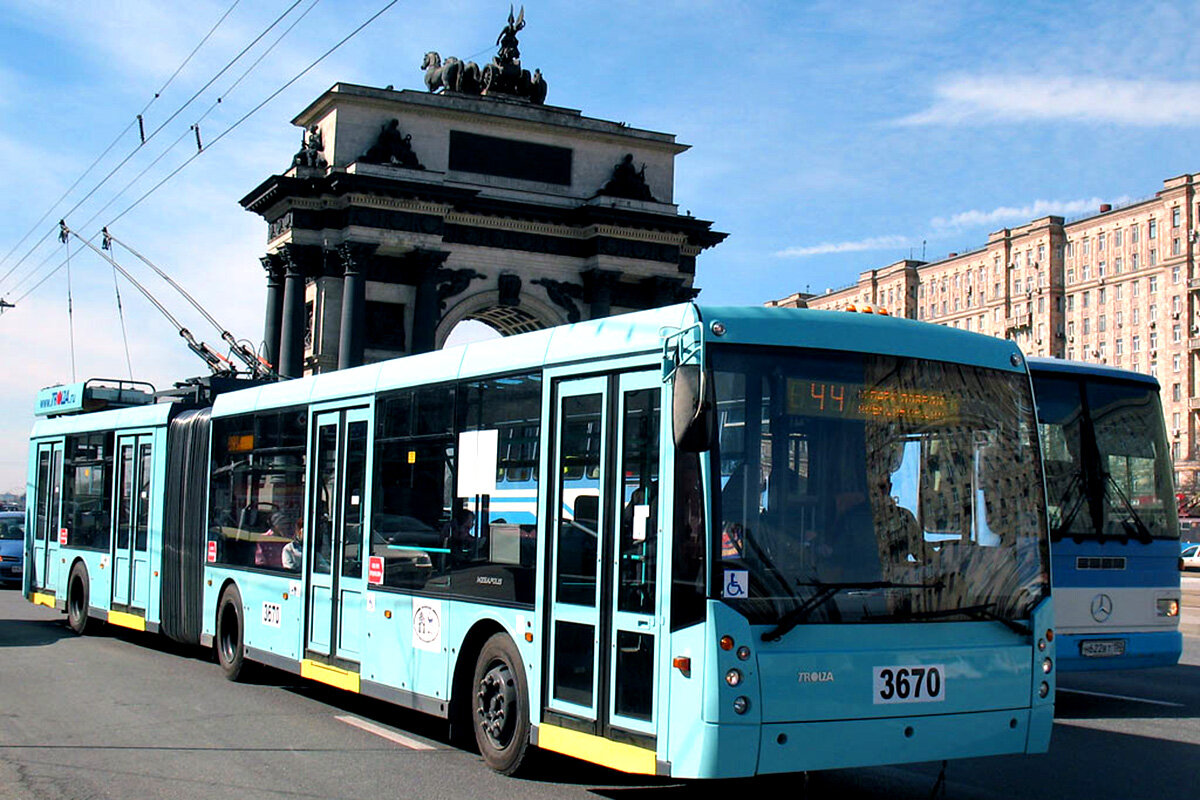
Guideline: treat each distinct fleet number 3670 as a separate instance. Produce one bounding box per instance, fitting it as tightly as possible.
[872,664,945,704]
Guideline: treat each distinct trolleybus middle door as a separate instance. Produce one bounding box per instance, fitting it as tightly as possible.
[304,407,370,665]
[112,433,153,613]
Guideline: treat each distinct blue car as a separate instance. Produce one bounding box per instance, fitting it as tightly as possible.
[0,511,24,585]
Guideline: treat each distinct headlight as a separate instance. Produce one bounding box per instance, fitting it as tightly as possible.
[1042,657,1053,674]
[1038,681,1050,698]
[725,668,743,687]
[1157,598,1179,617]
[733,696,750,714]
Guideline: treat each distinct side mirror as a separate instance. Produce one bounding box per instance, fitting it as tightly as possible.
[673,365,716,452]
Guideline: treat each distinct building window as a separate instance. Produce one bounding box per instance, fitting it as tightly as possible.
[1082,291,1090,308]
[1173,383,1182,402]
[1082,265,1091,281]
[1150,248,1158,266]
[1098,315,1106,332]
[1099,287,1106,304]
[1150,331,1158,349]
[1150,304,1157,320]
[1173,207,1181,228]
[1067,348,1074,360]
[1133,280,1140,297]
[1150,276,1159,293]
[1038,296,1045,313]
[1131,225,1140,244]
[1132,335,1141,352]
[1173,238,1182,256]
[1116,339,1124,355]
[1038,244,1046,263]
[1114,256,1122,273]
[1083,318,1091,335]
[1098,261,1106,277]
[1098,234,1106,252]
[1067,295,1075,311]
[1149,219,1157,239]
[1174,353,1182,372]
[1174,324,1182,343]
[1083,238,1091,255]
[1067,268,1075,283]
[1131,252,1140,269]
[1115,229,1123,247]
[1173,295,1182,313]
[1115,310,1123,326]
[1133,307,1140,324]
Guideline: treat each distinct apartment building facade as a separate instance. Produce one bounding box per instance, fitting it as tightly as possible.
[768,173,1200,486]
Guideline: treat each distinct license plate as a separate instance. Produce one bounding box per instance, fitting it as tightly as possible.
[873,664,946,704]
[12,564,21,574]
[1080,639,1125,658]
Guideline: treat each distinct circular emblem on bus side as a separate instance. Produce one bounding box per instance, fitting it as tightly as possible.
[1090,593,1113,622]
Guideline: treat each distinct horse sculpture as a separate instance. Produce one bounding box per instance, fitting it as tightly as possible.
[422,52,482,95]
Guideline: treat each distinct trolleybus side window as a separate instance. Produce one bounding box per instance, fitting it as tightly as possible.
[208,408,307,572]
[61,432,114,550]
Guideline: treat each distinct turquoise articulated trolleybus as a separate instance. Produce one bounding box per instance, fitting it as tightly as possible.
[26,303,1055,778]
[1028,357,1182,671]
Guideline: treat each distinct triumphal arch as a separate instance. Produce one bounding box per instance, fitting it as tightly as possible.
[242,11,724,377]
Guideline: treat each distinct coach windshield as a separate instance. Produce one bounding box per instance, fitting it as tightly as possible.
[710,346,1049,628]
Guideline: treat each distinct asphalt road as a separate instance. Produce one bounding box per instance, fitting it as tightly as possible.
[1,584,1197,800]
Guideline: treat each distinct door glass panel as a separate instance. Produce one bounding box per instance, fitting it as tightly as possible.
[135,443,151,551]
[555,394,602,607]
[341,420,367,577]
[553,620,595,706]
[117,445,133,550]
[618,388,659,614]
[312,425,337,575]
[36,450,50,541]
[614,631,654,721]
[50,448,63,540]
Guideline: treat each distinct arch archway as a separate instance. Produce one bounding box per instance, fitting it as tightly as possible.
[435,290,564,350]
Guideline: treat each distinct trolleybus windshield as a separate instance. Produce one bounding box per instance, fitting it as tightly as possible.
[1034,374,1178,541]
[710,346,1049,627]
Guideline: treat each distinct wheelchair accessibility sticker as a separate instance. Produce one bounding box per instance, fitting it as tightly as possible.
[723,570,748,599]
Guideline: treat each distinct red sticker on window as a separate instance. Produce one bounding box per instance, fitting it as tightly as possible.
[58,528,68,545]
[368,556,384,585]
[207,541,217,563]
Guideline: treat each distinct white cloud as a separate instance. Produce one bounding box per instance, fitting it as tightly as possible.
[931,196,1134,231]
[775,235,912,258]
[898,75,1200,127]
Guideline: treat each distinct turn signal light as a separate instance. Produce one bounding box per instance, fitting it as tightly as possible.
[1157,599,1179,617]
[1045,629,1054,642]
[719,635,734,652]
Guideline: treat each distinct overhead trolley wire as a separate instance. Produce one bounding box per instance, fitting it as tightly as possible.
[0,0,244,287]
[6,0,399,312]
[106,0,400,228]
[0,0,303,296]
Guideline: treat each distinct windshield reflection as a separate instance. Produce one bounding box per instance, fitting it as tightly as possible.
[710,346,1049,627]
[1033,373,1178,541]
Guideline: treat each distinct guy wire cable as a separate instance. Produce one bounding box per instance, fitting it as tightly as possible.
[0,0,245,286]
[0,0,304,293]
[102,230,135,380]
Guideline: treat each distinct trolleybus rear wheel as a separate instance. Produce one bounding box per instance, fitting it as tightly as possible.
[66,562,91,635]
[216,585,247,681]
[472,632,531,775]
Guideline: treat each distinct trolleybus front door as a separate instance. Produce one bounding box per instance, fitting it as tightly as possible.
[305,406,370,665]
[112,434,153,613]
[546,371,661,745]
[32,440,64,592]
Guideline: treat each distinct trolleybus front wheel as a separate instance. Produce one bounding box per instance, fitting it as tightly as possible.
[472,632,531,775]
[66,562,92,635]
[216,585,247,681]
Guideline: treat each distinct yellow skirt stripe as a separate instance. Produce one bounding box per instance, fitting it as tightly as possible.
[537,724,657,775]
[106,610,147,631]
[301,659,361,693]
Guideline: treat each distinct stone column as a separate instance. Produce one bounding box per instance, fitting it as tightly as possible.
[278,249,306,379]
[261,256,284,372]
[583,268,621,319]
[337,245,366,370]
[410,250,451,354]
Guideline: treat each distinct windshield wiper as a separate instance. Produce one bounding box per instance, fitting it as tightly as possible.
[761,580,942,643]
[1102,473,1154,543]
[902,602,1031,636]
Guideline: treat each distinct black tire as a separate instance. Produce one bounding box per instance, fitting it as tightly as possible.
[472,633,531,775]
[216,585,247,681]
[66,562,91,635]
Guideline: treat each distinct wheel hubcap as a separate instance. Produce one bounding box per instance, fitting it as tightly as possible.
[477,661,515,748]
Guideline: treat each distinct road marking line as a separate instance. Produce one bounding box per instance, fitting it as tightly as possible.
[1057,688,1184,708]
[335,715,436,750]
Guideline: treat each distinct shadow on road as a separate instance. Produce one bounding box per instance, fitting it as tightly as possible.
[0,617,73,648]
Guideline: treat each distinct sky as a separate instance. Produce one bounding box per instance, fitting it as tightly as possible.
[0,0,1197,493]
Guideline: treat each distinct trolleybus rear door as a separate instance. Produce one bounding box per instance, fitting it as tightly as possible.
[112,433,153,613]
[546,371,661,744]
[32,440,64,592]
[305,406,370,664]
